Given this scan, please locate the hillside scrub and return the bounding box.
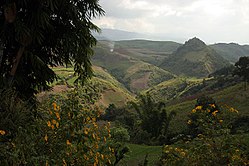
[159,97,249,166]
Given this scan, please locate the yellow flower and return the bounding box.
[0,130,6,135]
[92,117,96,122]
[47,121,51,127]
[52,102,57,111]
[219,119,223,123]
[92,133,96,139]
[52,119,57,124]
[44,134,48,142]
[212,110,219,116]
[55,112,60,120]
[101,154,104,160]
[209,104,215,108]
[84,129,89,135]
[66,140,71,146]
[192,109,196,113]
[195,106,202,110]
[49,110,53,115]
[56,122,59,128]
[68,112,71,118]
[187,120,192,124]
[51,125,55,130]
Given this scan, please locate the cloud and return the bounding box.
[94,0,249,44]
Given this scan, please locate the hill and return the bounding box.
[166,82,249,135]
[210,43,249,63]
[160,37,230,77]
[42,66,134,108]
[114,40,181,66]
[92,40,175,92]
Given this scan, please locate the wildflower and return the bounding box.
[207,109,211,113]
[84,128,89,135]
[49,110,53,115]
[219,119,223,123]
[52,102,57,110]
[195,106,202,110]
[56,122,59,128]
[66,140,71,146]
[230,108,239,113]
[187,120,192,124]
[44,134,48,142]
[101,154,104,160]
[0,130,6,135]
[51,125,55,130]
[212,110,219,116]
[192,109,196,113]
[92,133,96,139]
[209,104,215,108]
[47,121,51,127]
[52,119,57,124]
[55,112,60,120]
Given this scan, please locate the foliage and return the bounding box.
[159,100,249,166]
[234,56,249,89]
[0,87,116,165]
[0,88,41,165]
[0,0,104,98]
[130,94,176,144]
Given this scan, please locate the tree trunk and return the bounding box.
[10,46,25,76]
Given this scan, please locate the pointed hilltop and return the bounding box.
[160,37,230,77]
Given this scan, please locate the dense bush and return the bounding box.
[0,87,116,165]
[159,99,249,166]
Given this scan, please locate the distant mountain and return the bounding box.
[160,37,230,77]
[93,29,147,41]
[210,43,249,63]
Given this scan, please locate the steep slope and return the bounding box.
[92,40,175,92]
[160,37,230,77]
[49,66,134,108]
[210,43,249,63]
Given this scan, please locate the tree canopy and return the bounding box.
[234,56,249,89]
[0,0,104,99]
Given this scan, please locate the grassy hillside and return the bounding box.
[50,66,134,108]
[93,40,174,92]
[211,43,249,63]
[160,38,230,77]
[114,40,181,66]
[166,82,249,135]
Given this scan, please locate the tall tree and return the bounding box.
[0,0,104,99]
[131,94,176,140]
[234,56,249,90]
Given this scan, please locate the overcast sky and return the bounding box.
[93,0,249,44]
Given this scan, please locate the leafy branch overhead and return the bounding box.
[0,0,104,98]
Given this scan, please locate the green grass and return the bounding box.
[118,144,162,166]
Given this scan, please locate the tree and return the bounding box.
[234,56,249,90]
[131,94,176,143]
[0,0,104,99]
